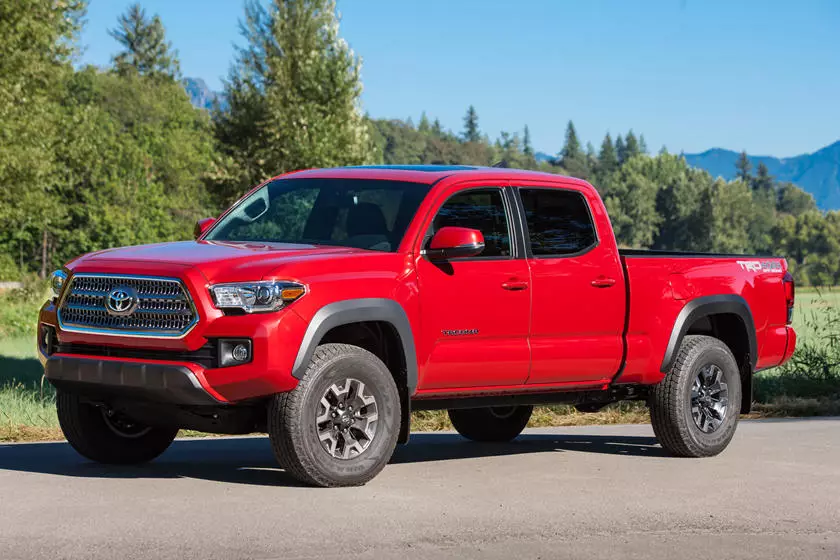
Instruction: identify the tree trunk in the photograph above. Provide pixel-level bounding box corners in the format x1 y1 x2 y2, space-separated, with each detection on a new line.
40 229 48 279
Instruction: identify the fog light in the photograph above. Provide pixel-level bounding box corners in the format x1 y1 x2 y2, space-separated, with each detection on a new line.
39 324 56 356
232 344 249 362
218 338 253 367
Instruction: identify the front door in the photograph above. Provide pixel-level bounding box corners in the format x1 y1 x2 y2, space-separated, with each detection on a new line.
415 185 531 392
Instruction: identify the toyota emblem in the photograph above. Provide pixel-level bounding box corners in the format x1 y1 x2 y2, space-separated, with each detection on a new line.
105 286 138 316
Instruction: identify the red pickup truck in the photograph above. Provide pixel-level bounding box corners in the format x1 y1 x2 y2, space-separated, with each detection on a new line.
38 165 796 487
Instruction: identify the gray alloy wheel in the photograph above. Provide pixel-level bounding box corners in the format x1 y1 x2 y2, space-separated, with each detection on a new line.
690 364 729 433
101 408 154 439
487 406 517 420
316 378 379 460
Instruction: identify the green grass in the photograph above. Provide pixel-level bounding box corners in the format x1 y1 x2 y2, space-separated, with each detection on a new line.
0 282 48 339
0 285 60 441
754 287 840 401
0 384 58 441
788 288 839 346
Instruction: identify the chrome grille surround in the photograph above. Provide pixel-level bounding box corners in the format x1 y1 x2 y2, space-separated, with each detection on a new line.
58 274 198 338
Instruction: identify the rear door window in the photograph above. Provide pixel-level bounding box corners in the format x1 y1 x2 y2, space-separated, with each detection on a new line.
518 188 597 256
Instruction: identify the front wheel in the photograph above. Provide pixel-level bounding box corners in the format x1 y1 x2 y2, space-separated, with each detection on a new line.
268 344 401 487
649 335 742 457
448 405 533 442
56 391 178 464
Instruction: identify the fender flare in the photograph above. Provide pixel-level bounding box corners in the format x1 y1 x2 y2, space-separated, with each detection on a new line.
660 294 757 373
291 298 418 394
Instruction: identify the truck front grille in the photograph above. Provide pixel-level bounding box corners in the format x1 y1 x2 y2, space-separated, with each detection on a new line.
58 274 198 337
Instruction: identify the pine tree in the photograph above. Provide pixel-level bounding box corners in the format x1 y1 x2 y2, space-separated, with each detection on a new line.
624 130 640 161
598 133 618 175
639 134 648 154
558 120 589 178
418 112 430 133
615 135 627 165
431 118 443 137
735 151 752 182
462 105 480 143
752 162 774 192
523 125 534 158
560 120 582 163
109 4 180 79
214 0 376 201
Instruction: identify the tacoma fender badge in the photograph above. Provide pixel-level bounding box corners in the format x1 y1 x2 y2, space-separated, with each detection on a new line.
441 329 479 336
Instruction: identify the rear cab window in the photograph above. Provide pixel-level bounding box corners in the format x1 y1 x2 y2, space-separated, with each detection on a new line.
518 188 597 256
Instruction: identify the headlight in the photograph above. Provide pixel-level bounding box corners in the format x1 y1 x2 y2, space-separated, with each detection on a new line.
49 270 67 298
209 281 306 313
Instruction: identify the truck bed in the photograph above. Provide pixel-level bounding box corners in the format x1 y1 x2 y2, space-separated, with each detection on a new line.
616 250 791 385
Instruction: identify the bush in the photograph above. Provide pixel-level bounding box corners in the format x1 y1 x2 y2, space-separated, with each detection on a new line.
0 253 21 281
0 276 49 338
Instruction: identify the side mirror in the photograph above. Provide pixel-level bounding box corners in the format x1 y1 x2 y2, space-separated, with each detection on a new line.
194 217 216 239
425 227 485 261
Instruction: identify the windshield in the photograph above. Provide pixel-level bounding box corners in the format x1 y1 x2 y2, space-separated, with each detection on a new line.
205 178 431 252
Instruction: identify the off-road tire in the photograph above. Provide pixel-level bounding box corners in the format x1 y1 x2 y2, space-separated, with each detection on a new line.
650 335 742 457
56 391 178 464
448 405 533 442
268 343 401 487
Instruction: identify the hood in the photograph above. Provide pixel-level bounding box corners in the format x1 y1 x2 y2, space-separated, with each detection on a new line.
76 240 375 283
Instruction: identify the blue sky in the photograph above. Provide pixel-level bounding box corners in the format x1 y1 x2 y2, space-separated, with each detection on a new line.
79 0 840 157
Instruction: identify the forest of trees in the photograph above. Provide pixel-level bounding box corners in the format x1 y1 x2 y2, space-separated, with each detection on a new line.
1 0 838 285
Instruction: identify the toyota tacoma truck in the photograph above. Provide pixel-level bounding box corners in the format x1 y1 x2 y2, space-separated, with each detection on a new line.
38 165 797 487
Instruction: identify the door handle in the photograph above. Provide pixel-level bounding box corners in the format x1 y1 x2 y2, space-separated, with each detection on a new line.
501 281 529 291
591 276 616 288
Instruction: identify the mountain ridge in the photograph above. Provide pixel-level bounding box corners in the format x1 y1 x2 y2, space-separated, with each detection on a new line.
684 141 840 210
183 77 221 111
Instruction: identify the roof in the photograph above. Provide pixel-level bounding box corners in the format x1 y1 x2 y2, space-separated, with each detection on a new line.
278 164 588 186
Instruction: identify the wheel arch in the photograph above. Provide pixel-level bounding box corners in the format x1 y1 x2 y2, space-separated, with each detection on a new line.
660 294 757 413
292 298 417 443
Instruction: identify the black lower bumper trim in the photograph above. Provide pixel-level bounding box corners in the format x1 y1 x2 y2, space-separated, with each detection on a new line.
45 356 221 406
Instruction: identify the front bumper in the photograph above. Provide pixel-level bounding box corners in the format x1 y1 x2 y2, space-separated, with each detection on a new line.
45 355 222 406
40 288 310 403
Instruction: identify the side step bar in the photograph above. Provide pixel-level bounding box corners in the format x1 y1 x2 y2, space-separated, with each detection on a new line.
411 385 648 411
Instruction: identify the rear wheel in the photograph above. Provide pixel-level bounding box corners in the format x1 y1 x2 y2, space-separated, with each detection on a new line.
56 391 178 464
650 335 742 457
448 405 533 442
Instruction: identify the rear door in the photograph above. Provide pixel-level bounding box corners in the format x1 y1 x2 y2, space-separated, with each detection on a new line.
514 184 625 386
415 182 531 391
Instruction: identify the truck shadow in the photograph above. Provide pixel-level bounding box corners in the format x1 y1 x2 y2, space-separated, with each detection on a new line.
0 432 665 487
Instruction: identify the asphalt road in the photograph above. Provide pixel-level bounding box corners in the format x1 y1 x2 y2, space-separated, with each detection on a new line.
1 419 838 559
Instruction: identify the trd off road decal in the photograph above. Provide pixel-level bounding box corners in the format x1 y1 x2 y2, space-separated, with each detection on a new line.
737 260 783 273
